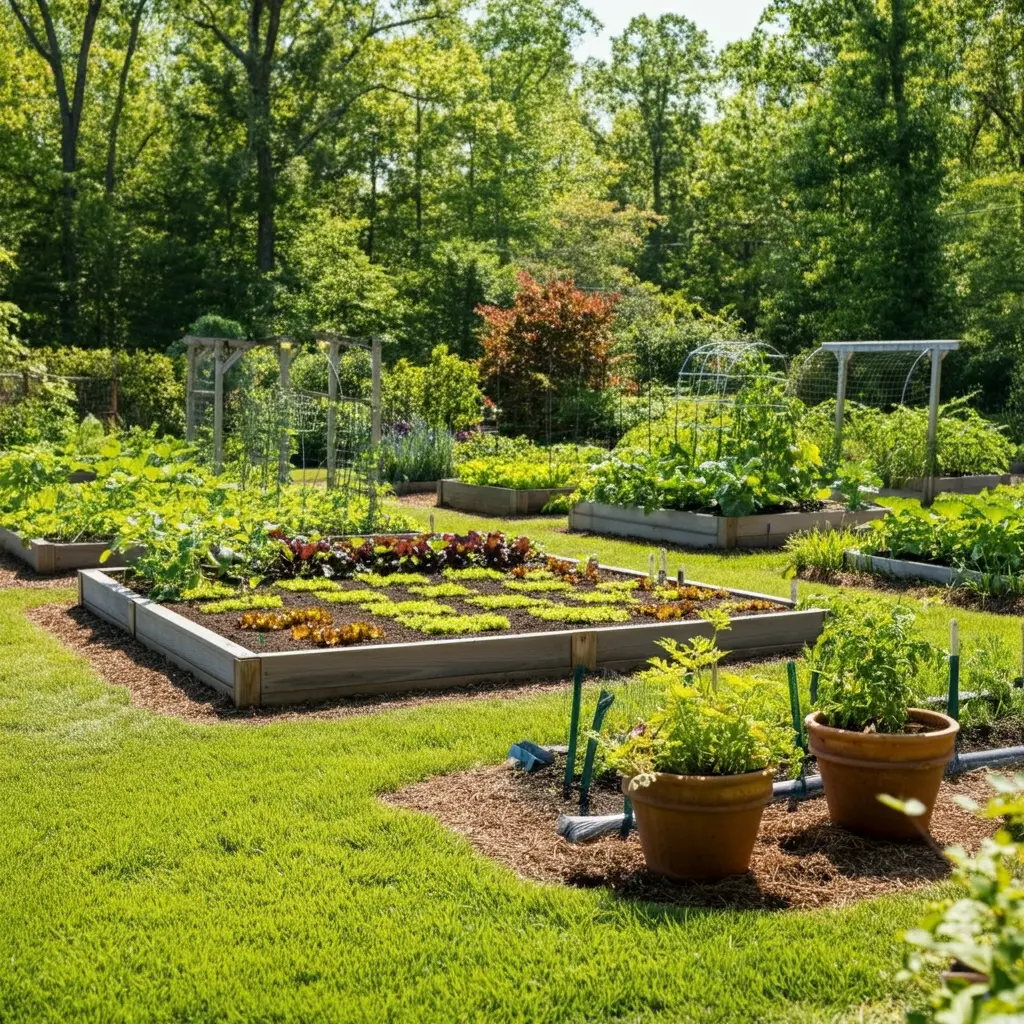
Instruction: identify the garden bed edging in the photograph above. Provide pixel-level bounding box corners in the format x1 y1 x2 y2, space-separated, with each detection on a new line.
0 525 140 573
437 479 573 516
78 565 826 709
569 502 888 549
843 549 1008 589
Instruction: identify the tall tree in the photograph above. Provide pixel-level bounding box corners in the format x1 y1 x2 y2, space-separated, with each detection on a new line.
596 14 711 282
6 0 103 341
184 0 450 275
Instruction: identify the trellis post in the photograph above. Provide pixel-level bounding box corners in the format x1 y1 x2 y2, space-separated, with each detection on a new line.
371 336 382 449
213 341 225 474
185 345 197 441
833 349 851 462
923 345 945 506
326 338 340 489
278 340 295 484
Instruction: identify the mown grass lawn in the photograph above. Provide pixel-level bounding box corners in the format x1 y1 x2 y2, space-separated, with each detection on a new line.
3 511 1002 1023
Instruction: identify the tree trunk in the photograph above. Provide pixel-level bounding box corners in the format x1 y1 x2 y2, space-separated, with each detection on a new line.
105 0 144 194
250 66 275 273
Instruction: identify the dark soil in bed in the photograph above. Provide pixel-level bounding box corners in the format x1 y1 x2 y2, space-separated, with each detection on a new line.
384 755 1012 910
147 568 787 654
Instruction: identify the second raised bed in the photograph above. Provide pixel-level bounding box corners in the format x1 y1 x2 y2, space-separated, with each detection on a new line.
569 501 888 549
437 479 573 516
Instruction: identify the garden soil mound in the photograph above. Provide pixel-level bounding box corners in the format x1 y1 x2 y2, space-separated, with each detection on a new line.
385 761 1008 911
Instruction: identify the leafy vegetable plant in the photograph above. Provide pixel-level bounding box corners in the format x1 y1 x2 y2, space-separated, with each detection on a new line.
809 598 940 732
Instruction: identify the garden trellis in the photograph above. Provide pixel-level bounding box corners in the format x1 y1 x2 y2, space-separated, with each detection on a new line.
792 340 961 503
673 340 790 459
183 334 381 488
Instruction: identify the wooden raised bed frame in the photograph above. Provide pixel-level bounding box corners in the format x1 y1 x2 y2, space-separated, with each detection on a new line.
879 473 1024 499
0 526 138 574
569 501 888 549
437 479 573 516
844 549 1005 589
78 566 826 708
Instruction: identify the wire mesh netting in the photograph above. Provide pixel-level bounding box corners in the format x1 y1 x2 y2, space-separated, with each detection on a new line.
789 347 932 410
187 343 377 506
0 371 116 420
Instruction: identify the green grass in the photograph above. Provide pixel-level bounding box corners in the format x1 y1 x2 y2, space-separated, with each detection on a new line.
0 584 928 1023
9 491 1018 1022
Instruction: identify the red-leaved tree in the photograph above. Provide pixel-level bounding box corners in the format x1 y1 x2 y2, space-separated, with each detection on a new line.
476 274 618 438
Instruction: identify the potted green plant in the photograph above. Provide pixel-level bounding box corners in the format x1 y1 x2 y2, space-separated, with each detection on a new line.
805 600 958 841
602 613 795 880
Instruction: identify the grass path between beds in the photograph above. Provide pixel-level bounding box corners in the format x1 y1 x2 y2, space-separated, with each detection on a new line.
2 506 1010 1023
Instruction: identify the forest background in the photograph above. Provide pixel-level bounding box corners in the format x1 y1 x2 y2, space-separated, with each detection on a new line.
2 0 1024 434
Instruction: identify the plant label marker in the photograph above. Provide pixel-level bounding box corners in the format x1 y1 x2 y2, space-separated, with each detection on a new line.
947 619 960 721
658 548 667 585
790 579 798 604
677 565 685 585
648 553 655 581
563 664 585 799
787 661 806 752
429 514 435 535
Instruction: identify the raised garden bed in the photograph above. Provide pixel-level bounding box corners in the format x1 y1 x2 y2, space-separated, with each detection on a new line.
437 479 573 516
78 563 825 708
569 501 888 549
0 525 139 574
390 480 439 496
879 473 1024 499
843 549 1006 589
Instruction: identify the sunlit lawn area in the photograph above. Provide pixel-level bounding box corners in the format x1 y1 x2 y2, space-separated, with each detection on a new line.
3 504 1016 1022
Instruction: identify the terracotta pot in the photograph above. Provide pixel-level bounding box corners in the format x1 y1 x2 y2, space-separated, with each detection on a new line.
805 708 958 841
623 768 775 880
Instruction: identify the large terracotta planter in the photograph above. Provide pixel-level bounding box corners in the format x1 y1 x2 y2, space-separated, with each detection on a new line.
623 768 775 880
805 708 958 841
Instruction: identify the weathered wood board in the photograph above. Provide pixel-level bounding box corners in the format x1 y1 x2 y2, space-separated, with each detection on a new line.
77 565 826 709
569 501 888 549
437 480 574 516
0 526 139 573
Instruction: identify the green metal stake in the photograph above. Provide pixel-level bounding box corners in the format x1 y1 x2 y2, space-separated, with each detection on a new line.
809 670 820 706
579 690 616 815
787 661 806 753
563 664 585 799
947 620 960 721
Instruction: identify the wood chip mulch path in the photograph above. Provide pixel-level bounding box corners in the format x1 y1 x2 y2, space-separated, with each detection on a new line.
26 601 574 725
0 550 76 589
384 761 1007 911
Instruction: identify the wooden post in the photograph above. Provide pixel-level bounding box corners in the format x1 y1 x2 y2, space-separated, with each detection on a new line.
278 340 293 484
326 339 340 489
834 349 851 464
570 631 598 671
213 341 224 474
923 346 944 506
185 345 197 441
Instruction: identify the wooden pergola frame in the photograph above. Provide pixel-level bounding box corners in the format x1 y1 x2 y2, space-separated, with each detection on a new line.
820 340 961 505
183 334 381 482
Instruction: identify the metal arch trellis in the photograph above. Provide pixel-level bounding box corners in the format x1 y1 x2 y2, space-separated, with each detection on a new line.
673 340 790 463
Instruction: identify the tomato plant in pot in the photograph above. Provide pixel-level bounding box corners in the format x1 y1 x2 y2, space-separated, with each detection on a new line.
601 614 795 880
805 600 957 841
